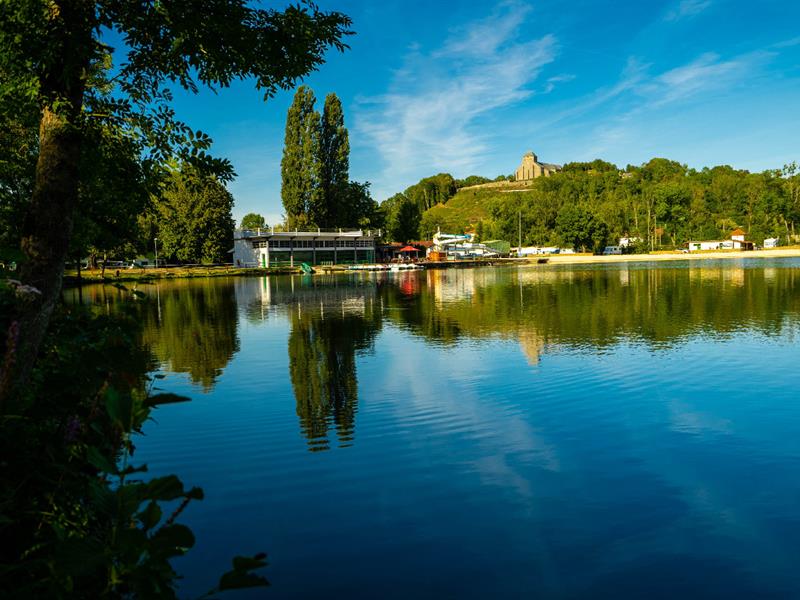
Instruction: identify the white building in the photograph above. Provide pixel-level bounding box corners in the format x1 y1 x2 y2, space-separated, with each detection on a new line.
764 237 779 248
233 228 377 267
686 239 753 252
517 246 560 256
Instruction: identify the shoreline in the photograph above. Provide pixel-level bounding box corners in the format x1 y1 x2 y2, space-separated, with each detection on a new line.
536 248 800 266
61 248 800 285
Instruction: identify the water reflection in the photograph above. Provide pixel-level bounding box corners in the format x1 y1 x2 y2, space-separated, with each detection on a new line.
240 276 382 451
68 260 800 445
143 280 240 391
69 279 240 391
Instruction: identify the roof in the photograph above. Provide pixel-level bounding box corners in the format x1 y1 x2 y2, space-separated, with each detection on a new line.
398 245 419 252
730 228 747 236
235 228 375 240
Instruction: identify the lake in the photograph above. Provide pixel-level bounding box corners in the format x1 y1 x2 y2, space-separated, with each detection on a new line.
72 259 800 598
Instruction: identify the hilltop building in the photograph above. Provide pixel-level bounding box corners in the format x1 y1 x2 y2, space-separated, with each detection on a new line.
515 151 561 181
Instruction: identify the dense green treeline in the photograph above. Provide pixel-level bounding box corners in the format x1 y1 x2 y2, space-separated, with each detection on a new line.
380 158 800 249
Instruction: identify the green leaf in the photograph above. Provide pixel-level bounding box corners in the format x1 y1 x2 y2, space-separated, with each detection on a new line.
218 571 269 591
186 486 204 501
138 501 162 531
120 463 148 476
144 392 191 407
145 475 185 501
232 554 268 571
87 446 118 474
150 524 195 557
105 387 134 430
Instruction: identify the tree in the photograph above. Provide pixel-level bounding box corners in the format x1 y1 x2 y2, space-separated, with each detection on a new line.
456 175 491 188
315 93 350 227
404 173 457 212
240 213 267 230
556 205 608 252
338 181 380 229
0 1 352 397
157 167 235 264
281 86 320 228
383 194 420 242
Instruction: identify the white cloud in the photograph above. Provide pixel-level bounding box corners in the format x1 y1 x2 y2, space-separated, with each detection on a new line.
543 73 575 94
640 51 771 106
565 50 775 161
665 0 713 21
354 2 557 199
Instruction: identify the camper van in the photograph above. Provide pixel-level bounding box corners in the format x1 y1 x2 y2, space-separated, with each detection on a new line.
602 246 622 255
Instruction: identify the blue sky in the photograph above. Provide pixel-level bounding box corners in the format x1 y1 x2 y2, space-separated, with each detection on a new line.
166 0 800 225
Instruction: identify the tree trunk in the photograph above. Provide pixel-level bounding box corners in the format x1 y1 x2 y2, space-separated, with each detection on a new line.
8 107 84 397
0 1 93 402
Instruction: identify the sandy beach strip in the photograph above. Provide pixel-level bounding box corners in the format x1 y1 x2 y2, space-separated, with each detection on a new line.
529 248 800 266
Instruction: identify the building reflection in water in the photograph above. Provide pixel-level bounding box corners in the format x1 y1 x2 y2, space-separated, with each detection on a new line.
244 275 382 451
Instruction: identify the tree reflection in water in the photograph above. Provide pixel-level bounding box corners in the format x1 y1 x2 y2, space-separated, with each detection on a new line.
141 279 240 391
68 261 800 452
259 276 383 451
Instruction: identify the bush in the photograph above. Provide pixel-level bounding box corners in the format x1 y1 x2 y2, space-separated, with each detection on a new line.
0 282 266 598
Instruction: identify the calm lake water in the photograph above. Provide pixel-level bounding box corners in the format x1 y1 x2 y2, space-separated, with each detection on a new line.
74 259 800 598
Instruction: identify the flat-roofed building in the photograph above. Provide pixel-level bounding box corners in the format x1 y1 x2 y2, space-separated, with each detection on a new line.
233 228 377 267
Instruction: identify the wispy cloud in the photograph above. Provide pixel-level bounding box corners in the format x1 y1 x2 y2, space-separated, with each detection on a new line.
543 74 575 94
570 50 773 159
354 2 557 199
665 0 713 21
640 51 771 106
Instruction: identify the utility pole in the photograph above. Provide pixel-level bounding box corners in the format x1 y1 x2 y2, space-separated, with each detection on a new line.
518 210 522 250
154 237 159 268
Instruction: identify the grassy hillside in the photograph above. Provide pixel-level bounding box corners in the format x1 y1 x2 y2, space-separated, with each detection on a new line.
419 187 536 238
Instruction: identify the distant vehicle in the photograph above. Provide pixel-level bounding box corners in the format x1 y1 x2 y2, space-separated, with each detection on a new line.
764 238 779 249
602 246 622 255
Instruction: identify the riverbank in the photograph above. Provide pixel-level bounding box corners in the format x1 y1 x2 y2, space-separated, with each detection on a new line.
63 265 301 285
537 248 800 266
61 248 800 285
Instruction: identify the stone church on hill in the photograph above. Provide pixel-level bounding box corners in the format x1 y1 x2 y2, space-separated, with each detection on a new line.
515 151 561 181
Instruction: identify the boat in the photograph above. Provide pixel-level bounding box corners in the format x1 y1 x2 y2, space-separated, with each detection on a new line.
390 263 424 272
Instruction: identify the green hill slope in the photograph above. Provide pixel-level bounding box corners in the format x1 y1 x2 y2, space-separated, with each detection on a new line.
419 187 536 238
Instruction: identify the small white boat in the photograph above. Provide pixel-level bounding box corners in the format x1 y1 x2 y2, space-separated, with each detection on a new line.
390 263 424 272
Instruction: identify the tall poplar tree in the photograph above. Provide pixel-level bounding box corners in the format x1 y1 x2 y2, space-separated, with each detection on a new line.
316 93 350 227
281 86 320 228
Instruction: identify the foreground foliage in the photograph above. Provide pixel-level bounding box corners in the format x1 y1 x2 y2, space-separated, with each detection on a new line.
0 283 266 597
